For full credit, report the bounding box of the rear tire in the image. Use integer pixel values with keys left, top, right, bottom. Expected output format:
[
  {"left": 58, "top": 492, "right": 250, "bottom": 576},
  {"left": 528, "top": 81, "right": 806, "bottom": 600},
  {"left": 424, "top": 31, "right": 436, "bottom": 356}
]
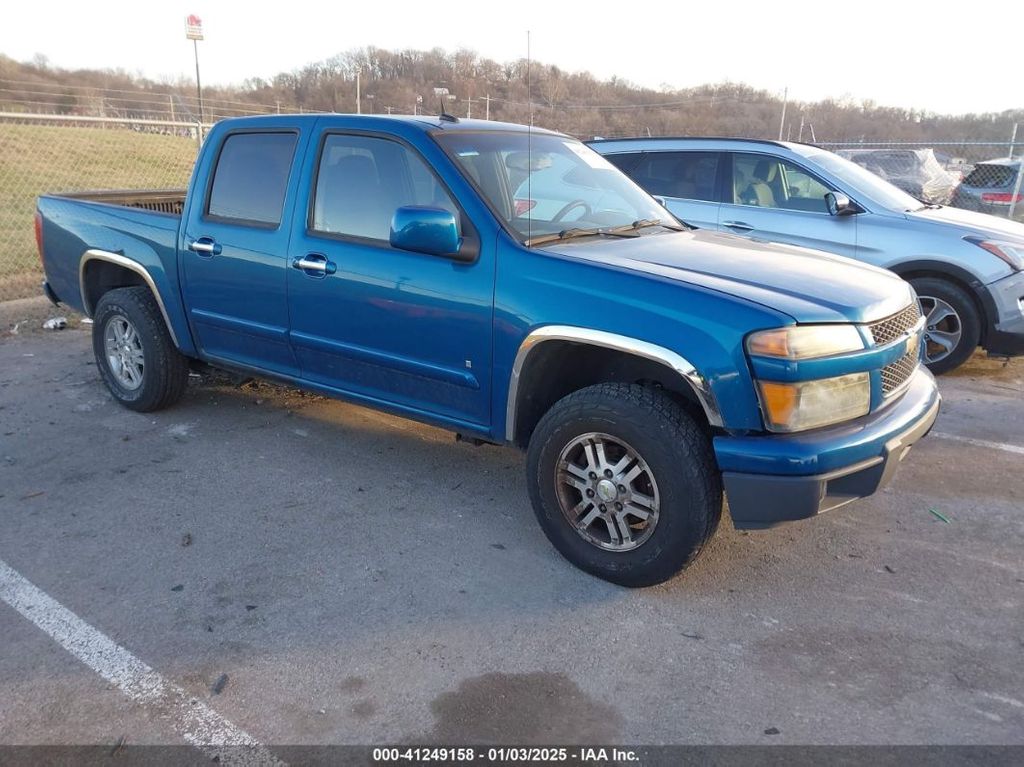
[
  {"left": 910, "top": 277, "right": 980, "bottom": 375},
  {"left": 92, "top": 287, "right": 189, "bottom": 412},
  {"left": 526, "top": 383, "right": 722, "bottom": 587}
]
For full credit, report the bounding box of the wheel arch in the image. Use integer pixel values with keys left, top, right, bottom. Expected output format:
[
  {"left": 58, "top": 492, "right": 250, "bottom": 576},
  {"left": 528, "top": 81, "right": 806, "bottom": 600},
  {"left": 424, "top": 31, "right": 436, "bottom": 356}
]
[
  {"left": 79, "top": 250, "right": 181, "bottom": 347},
  {"left": 505, "top": 326, "right": 723, "bottom": 448},
  {"left": 888, "top": 258, "right": 993, "bottom": 344}
]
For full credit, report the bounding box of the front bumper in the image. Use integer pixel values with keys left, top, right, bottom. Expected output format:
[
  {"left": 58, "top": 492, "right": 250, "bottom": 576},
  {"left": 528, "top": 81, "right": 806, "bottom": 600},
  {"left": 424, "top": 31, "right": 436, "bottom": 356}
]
[
  {"left": 983, "top": 270, "right": 1024, "bottom": 357},
  {"left": 715, "top": 368, "right": 940, "bottom": 529}
]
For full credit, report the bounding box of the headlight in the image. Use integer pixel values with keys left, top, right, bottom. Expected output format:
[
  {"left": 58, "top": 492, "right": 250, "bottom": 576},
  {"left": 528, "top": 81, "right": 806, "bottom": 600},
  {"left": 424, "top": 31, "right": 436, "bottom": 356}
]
[
  {"left": 747, "top": 324, "right": 865, "bottom": 359},
  {"left": 758, "top": 373, "right": 871, "bottom": 432},
  {"left": 964, "top": 237, "right": 1024, "bottom": 271}
]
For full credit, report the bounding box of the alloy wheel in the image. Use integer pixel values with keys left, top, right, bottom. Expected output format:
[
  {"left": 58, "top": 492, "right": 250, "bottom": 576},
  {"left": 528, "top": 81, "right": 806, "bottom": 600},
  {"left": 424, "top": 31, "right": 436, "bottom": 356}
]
[
  {"left": 918, "top": 295, "right": 963, "bottom": 365},
  {"left": 555, "top": 432, "right": 661, "bottom": 552},
  {"left": 104, "top": 316, "right": 145, "bottom": 390}
]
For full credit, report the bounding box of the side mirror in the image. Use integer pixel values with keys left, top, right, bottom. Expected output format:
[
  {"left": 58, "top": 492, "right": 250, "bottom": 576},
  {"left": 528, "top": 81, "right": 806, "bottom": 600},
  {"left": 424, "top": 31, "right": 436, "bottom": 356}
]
[
  {"left": 390, "top": 206, "right": 474, "bottom": 262},
  {"left": 825, "top": 191, "right": 855, "bottom": 216}
]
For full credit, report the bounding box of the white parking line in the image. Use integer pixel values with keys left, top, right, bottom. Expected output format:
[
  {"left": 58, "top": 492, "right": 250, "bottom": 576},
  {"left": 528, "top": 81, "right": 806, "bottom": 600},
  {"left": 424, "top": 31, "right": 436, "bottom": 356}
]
[
  {"left": 0, "top": 558, "right": 283, "bottom": 765},
  {"left": 932, "top": 432, "right": 1024, "bottom": 456}
]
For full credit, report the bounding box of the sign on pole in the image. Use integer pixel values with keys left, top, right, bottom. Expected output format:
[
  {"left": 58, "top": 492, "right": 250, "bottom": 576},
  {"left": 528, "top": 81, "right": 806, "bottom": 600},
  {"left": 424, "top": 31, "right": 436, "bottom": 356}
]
[
  {"left": 185, "top": 14, "right": 204, "bottom": 124},
  {"left": 185, "top": 15, "right": 204, "bottom": 41}
]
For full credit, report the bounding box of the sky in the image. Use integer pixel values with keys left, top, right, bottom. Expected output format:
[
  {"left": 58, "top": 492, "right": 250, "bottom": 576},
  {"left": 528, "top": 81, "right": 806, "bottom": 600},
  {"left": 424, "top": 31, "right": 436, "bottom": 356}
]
[{"left": 1, "top": 0, "right": 1020, "bottom": 115}]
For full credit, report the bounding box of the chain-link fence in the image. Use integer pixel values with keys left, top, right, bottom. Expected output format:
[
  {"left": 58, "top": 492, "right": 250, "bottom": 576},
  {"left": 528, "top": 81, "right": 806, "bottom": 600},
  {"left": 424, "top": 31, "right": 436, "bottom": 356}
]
[
  {"left": 818, "top": 141, "right": 1023, "bottom": 219},
  {"left": 0, "top": 113, "right": 203, "bottom": 301},
  {"left": 3, "top": 114, "right": 1024, "bottom": 304}
]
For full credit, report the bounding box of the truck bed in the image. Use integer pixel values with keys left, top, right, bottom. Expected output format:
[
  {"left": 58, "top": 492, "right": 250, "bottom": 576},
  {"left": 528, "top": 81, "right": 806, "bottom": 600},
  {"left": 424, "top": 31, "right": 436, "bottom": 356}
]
[
  {"left": 37, "top": 191, "right": 188, "bottom": 334},
  {"left": 56, "top": 189, "right": 187, "bottom": 217}
]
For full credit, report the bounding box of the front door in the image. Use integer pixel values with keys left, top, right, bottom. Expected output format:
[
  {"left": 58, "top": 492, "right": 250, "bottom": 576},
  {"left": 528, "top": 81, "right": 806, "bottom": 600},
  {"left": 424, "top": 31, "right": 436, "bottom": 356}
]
[
  {"left": 718, "top": 152, "right": 857, "bottom": 258},
  {"left": 286, "top": 131, "right": 494, "bottom": 428}
]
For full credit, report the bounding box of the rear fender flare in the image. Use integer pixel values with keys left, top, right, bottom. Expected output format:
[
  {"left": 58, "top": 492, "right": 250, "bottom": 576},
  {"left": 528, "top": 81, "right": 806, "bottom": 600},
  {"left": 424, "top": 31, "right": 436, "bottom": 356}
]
[{"left": 79, "top": 249, "right": 181, "bottom": 348}]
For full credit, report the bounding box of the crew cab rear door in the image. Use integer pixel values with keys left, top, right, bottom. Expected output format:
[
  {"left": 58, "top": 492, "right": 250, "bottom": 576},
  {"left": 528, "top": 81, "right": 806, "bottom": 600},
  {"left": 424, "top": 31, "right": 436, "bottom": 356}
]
[
  {"left": 181, "top": 123, "right": 311, "bottom": 376},
  {"left": 285, "top": 125, "right": 495, "bottom": 428}
]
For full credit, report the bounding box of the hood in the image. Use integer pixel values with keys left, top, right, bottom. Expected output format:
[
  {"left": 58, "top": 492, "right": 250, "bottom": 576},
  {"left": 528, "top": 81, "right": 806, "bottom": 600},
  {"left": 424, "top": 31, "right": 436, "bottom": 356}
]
[
  {"left": 907, "top": 205, "right": 1024, "bottom": 242},
  {"left": 544, "top": 229, "right": 914, "bottom": 324}
]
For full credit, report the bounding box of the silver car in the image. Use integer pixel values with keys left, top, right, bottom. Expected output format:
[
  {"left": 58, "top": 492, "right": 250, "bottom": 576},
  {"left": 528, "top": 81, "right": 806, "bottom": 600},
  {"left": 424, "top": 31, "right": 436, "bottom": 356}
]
[{"left": 589, "top": 137, "right": 1024, "bottom": 373}]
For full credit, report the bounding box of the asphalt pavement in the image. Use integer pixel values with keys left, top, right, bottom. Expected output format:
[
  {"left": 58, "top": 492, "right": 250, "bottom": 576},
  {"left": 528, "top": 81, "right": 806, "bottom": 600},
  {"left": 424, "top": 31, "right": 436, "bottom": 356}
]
[{"left": 1, "top": 326, "right": 1021, "bottom": 750}]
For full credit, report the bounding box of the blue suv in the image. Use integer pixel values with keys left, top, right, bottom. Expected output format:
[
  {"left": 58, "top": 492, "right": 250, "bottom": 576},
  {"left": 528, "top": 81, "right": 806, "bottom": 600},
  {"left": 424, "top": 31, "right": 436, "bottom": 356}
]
[{"left": 589, "top": 137, "right": 1024, "bottom": 374}]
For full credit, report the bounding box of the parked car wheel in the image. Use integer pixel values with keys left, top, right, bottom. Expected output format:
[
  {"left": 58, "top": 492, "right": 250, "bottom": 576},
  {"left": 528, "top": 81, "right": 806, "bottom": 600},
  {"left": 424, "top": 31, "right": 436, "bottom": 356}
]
[
  {"left": 92, "top": 286, "right": 189, "bottom": 412},
  {"left": 526, "top": 383, "right": 722, "bottom": 587},
  {"left": 909, "top": 277, "right": 981, "bottom": 375}
]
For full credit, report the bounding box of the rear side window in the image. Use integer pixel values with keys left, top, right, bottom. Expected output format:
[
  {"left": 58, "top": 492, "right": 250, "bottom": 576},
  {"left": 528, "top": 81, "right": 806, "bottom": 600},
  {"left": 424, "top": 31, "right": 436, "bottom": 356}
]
[
  {"left": 207, "top": 132, "right": 298, "bottom": 226},
  {"left": 629, "top": 152, "right": 720, "bottom": 202},
  {"left": 963, "top": 164, "right": 1017, "bottom": 189},
  {"left": 603, "top": 152, "right": 643, "bottom": 173}
]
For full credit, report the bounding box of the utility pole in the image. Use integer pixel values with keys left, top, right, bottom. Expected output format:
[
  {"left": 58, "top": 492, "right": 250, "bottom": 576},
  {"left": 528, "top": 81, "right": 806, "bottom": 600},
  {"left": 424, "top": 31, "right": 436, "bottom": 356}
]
[
  {"left": 1010, "top": 122, "right": 1018, "bottom": 159},
  {"left": 193, "top": 40, "right": 204, "bottom": 123},
  {"left": 485, "top": 94, "right": 490, "bottom": 121},
  {"left": 168, "top": 93, "right": 176, "bottom": 122},
  {"left": 778, "top": 87, "right": 788, "bottom": 141},
  {"left": 356, "top": 71, "right": 361, "bottom": 114}
]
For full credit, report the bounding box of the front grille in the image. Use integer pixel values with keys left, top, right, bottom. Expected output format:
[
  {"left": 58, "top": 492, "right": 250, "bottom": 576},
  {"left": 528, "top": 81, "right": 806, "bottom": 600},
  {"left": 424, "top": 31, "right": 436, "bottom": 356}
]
[
  {"left": 868, "top": 303, "right": 922, "bottom": 346},
  {"left": 881, "top": 343, "right": 919, "bottom": 395}
]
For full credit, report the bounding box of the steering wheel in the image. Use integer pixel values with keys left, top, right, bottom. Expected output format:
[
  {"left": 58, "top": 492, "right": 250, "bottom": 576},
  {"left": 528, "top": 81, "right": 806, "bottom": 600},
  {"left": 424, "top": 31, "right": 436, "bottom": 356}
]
[{"left": 552, "top": 199, "right": 592, "bottom": 223}]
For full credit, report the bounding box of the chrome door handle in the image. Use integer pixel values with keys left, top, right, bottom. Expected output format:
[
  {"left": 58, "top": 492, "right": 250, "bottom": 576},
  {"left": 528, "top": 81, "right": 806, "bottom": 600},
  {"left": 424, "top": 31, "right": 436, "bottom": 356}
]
[
  {"left": 293, "top": 257, "right": 325, "bottom": 272},
  {"left": 189, "top": 237, "right": 221, "bottom": 255},
  {"left": 722, "top": 220, "right": 754, "bottom": 231},
  {"left": 292, "top": 254, "right": 337, "bottom": 276}
]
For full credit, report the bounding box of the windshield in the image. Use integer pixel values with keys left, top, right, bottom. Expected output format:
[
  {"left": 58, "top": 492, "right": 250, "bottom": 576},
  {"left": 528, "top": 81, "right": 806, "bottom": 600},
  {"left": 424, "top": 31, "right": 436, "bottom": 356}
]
[
  {"left": 434, "top": 131, "right": 671, "bottom": 242},
  {"left": 794, "top": 147, "right": 924, "bottom": 211}
]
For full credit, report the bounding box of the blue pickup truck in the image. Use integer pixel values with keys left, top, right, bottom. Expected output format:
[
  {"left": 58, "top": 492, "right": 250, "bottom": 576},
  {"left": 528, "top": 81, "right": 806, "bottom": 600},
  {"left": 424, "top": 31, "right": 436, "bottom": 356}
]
[{"left": 36, "top": 114, "right": 940, "bottom": 586}]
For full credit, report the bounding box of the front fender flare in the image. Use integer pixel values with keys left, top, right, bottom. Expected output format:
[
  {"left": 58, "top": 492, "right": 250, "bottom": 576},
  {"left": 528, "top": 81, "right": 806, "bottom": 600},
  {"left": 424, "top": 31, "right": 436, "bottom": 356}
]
[{"left": 505, "top": 325, "right": 724, "bottom": 443}]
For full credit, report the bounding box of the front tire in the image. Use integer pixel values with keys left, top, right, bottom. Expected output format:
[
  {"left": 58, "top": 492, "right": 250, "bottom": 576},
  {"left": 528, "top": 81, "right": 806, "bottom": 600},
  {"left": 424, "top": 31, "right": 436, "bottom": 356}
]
[
  {"left": 526, "top": 383, "right": 722, "bottom": 587},
  {"left": 92, "top": 286, "right": 189, "bottom": 412},
  {"left": 910, "top": 277, "right": 981, "bottom": 375}
]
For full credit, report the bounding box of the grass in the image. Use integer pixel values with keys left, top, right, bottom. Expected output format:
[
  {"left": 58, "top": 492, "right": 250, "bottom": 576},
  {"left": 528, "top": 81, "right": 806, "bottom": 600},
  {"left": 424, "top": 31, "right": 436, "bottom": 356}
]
[{"left": 0, "top": 123, "right": 197, "bottom": 299}]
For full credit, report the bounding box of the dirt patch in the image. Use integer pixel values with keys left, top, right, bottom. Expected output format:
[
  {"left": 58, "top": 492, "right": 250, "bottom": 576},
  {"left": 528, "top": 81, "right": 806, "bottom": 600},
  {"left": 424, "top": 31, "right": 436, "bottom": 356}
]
[
  {"left": 420, "top": 672, "right": 622, "bottom": 744},
  {"left": 1, "top": 295, "right": 83, "bottom": 339}
]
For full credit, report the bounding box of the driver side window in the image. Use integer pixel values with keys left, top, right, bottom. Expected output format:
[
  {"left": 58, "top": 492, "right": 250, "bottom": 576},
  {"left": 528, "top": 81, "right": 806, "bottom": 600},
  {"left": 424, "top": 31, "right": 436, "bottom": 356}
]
[
  {"left": 312, "top": 134, "right": 459, "bottom": 241},
  {"left": 731, "top": 154, "right": 833, "bottom": 213}
]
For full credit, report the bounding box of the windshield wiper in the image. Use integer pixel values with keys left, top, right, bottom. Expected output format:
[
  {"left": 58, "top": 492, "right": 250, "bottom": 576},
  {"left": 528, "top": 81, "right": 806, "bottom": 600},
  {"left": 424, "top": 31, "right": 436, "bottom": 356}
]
[
  {"left": 525, "top": 219, "right": 690, "bottom": 247},
  {"left": 607, "top": 218, "right": 688, "bottom": 234},
  {"left": 525, "top": 227, "right": 640, "bottom": 247}
]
